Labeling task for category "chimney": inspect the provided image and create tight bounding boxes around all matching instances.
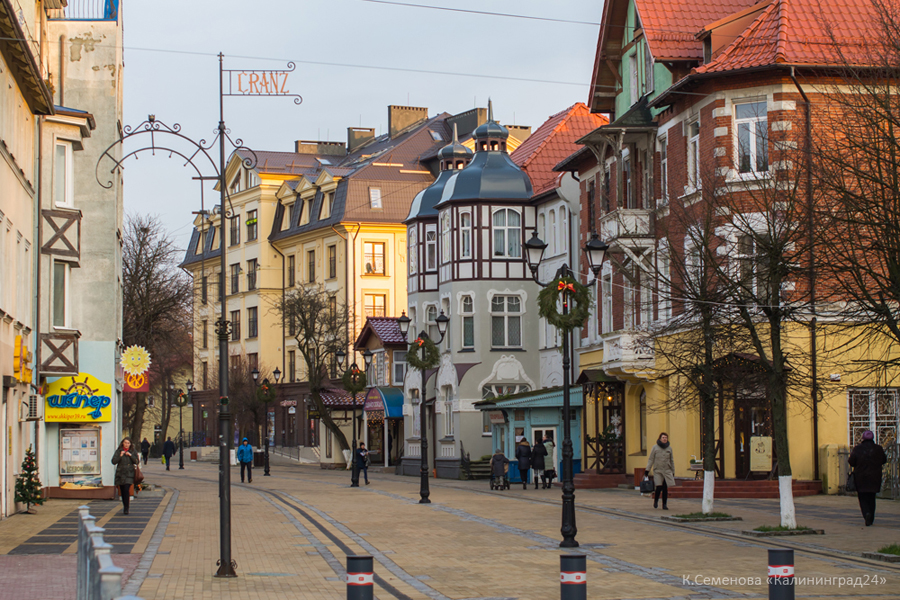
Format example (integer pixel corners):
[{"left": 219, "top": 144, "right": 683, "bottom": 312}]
[
  {"left": 294, "top": 140, "right": 346, "bottom": 156},
  {"left": 388, "top": 105, "right": 428, "bottom": 139},
  {"left": 506, "top": 125, "right": 532, "bottom": 143},
  {"left": 347, "top": 127, "right": 376, "bottom": 153}
]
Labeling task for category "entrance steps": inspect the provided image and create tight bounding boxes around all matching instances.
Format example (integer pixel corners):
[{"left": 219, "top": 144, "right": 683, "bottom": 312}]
[
  {"left": 666, "top": 479, "right": 822, "bottom": 499},
  {"left": 572, "top": 472, "right": 631, "bottom": 489}
]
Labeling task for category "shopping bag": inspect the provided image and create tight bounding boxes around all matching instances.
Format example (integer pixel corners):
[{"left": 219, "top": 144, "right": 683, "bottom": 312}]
[
  {"left": 134, "top": 464, "right": 145, "bottom": 485},
  {"left": 640, "top": 475, "right": 655, "bottom": 494},
  {"left": 161, "top": 456, "right": 167, "bottom": 465},
  {"left": 846, "top": 471, "right": 857, "bottom": 493}
]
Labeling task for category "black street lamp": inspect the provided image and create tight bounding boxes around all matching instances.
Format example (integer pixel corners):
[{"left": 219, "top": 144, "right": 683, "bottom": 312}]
[
  {"left": 267, "top": 367, "right": 281, "bottom": 476},
  {"left": 397, "top": 310, "right": 448, "bottom": 504},
  {"left": 175, "top": 382, "right": 191, "bottom": 470},
  {"left": 524, "top": 231, "right": 607, "bottom": 548}
]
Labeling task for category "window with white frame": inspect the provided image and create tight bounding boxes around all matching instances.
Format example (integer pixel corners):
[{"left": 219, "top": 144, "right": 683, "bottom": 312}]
[
  {"left": 392, "top": 350, "right": 407, "bottom": 385},
  {"left": 490, "top": 295, "right": 522, "bottom": 348},
  {"left": 443, "top": 387, "right": 454, "bottom": 437},
  {"left": 426, "top": 304, "right": 438, "bottom": 341},
  {"left": 492, "top": 209, "right": 521, "bottom": 258},
  {"left": 549, "top": 210, "right": 557, "bottom": 254},
  {"left": 623, "top": 156, "right": 634, "bottom": 208},
  {"left": 408, "top": 227, "right": 418, "bottom": 275},
  {"left": 735, "top": 101, "right": 768, "bottom": 174},
  {"left": 656, "top": 250, "right": 671, "bottom": 322},
  {"left": 425, "top": 225, "right": 437, "bottom": 271},
  {"left": 623, "top": 268, "right": 636, "bottom": 329},
  {"left": 735, "top": 232, "right": 773, "bottom": 303},
  {"left": 629, "top": 53, "right": 639, "bottom": 106},
  {"left": 440, "top": 211, "right": 451, "bottom": 263},
  {"left": 369, "top": 188, "right": 382, "bottom": 209},
  {"left": 461, "top": 295, "right": 475, "bottom": 349},
  {"left": 685, "top": 238, "right": 704, "bottom": 297},
  {"left": 601, "top": 274, "right": 613, "bottom": 333},
  {"left": 538, "top": 213, "right": 546, "bottom": 241},
  {"left": 54, "top": 141, "right": 74, "bottom": 207},
  {"left": 848, "top": 388, "right": 899, "bottom": 445},
  {"left": 644, "top": 42, "right": 654, "bottom": 95},
  {"left": 659, "top": 136, "right": 668, "bottom": 206},
  {"left": 460, "top": 211, "right": 472, "bottom": 258},
  {"left": 411, "top": 389, "right": 421, "bottom": 436},
  {"left": 687, "top": 120, "right": 701, "bottom": 189},
  {"left": 560, "top": 209, "right": 567, "bottom": 253},
  {"left": 364, "top": 242, "right": 385, "bottom": 275},
  {"left": 53, "top": 261, "right": 69, "bottom": 328}
]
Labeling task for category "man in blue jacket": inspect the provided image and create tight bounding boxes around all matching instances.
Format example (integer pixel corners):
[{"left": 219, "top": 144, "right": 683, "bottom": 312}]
[{"left": 237, "top": 437, "right": 254, "bottom": 483}]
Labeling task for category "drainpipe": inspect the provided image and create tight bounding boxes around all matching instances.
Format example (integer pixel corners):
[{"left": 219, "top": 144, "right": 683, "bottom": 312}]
[
  {"left": 33, "top": 114, "right": 43, "bottom": 473},
  {"left": 270, "top": 231, "right": 286, "bottom": 378},
  {"left": 790, "top": 67, "right": 819, "bottom": 481}
]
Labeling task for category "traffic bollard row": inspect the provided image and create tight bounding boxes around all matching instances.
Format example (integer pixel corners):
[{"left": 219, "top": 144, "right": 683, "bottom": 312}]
[
  {"left": 560, "top": 554, "right": 586, "bottom": 600},
  {"left": 346, "top": 555, "right": 374, "bottom": 600},
  {"left": 768, "top": 549, "right": 794, "bottom": 600}
]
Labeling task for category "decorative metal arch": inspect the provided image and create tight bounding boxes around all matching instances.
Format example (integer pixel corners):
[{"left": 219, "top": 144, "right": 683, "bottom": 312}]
[{"left": 95, "top": 115, "right": 258, "bottom": 217}]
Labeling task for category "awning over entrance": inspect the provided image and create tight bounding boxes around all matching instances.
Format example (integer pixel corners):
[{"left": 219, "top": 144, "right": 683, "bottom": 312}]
[
  {"left": 576, "top": 369, "right": 620, "bottom": 385},
  {"left": 481, "top": 385, "right": 583, "bottom": 409},
  {"left": 363, "top": 387, "right": 404, "bottom": 418}
]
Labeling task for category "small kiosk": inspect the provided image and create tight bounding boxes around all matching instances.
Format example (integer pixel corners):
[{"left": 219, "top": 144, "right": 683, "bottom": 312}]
[{"left": 363, "top": 387, "right": 404, "bottom": 467}]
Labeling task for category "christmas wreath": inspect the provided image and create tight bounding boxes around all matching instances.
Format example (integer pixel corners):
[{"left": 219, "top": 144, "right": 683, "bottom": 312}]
[
  {"left": 538, "top": 276, "right": 592, "bottom": 332},
  {"left": 406, "top": 335, "right": 440, "bottom": 371},
  {"left": 341, "top": 366, "right": 368, "bottom": 394}
]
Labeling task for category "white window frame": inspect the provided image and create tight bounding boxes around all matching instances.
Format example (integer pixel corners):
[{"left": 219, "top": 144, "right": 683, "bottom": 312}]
[
  {"left": 601, "top": 273, "right": 613, "bottom": 334},
  {"left": 560, "top": 209, "right": 567, "bottom": 253},
  {"left": 623, "top": 154, "right": 634, "bottom": 209},
  {"left": 363, "top": 241, "right": 385, "bottom": 275},
  {"left": 392, "top": 350, "right": 407, "bottom": 386},
  {"left": 460, "top": 294, "right": 475, "bottom": 349},
  {"left": 491, "top": 208, "right": 522, "bottom": 258},
  {"left": 629, "top": 53, "right": 639, "bottom": 106},
  {"left": 408, "top": 226, "right": 418, "bottom": 275},
  {"left": 411, "top": 390, "right": 421, "bottom": 437},
  {"left": 644, "top": 42, "right": 654, "bottom": 95},
  {"left": 848, "top": 388, "right": 899, "bottom": 445},
  {"left": 54, "top": 141, "right": 74, "bottom": 207},
  {"left": 656, "top": 244, "right": 672, "bottom": 323},
  {"left": 687, "top": 119, "right": 701, "bottom": 190},
  {"left": 440, "top": 211, "right": 451, "bottom": 264},
  {"left": 425, "top": 225, "right": 437, "bottom": 271},
  {"left": 52, "top": 260, "right": 70, "bottom": 329},
  {"left": 734, "top": 101, "right": 769, "bottom": 175},
  {"left": 443, "top": 387, "right": 454, "bottom": 437},
  {"left": 658, "top": 135, "right": 668, "bottom": 206},
  {"left": 459, "top": 211, "right": 472, "bottom": 258},
  {"left": 369, "top": 187, "right": 382, "bottom": 209},
  {"left": 490, "top": 295, "right": 523, "bottom": 349},
  {"left": 549, "top": 210, "right": 557, "bottom": 255}
]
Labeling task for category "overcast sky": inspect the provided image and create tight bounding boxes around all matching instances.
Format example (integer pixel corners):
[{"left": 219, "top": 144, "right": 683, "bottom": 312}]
[{"left": 122, "top": 0, "right": 600, "bottom": 250}]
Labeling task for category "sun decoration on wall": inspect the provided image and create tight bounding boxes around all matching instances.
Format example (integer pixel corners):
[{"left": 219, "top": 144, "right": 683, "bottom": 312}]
[
  {"left": 121, "top": 346, "right": 151, "bottom": 390},
  {"left": 64, "top": 376, "right": 100, "bottom": 397}
]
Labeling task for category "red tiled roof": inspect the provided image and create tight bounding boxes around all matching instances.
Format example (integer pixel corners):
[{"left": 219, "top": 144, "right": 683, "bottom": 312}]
[
  {"left": 318, "top": 388, "right": 364, "bottom": 407},
  {"left": 694, "top": 0, "right": 875, "bottom": 74},
  {"left": 509, "top": 103, "right": 607, "bottom": 197},
  {"left": 637, "top": 0, "right": 760, "bottom": 61},
  {"left": 365, "top": 317, "right": 407, "bottom": 345}
]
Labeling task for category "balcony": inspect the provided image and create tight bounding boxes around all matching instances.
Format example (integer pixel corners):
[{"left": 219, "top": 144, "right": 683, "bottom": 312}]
[
  {"left": 598, "top": 208, "right": 654, "bottom": 250},
  {"left": 601, "top": 330, "right": 654, "bottom": 379},
  {"left": 48, "top": 0, "right": 118, "bottom": 20}
]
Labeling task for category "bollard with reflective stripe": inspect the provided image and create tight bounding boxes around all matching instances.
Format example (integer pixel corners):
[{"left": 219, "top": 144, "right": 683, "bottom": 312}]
[
  {"left": 560, "top": 554, "right": 586, "bottom": 600},
  {"left": 346, "top": 555, "right": 374, "bottom": 600},
  {"left": 767, "top": 549, "right": 794, "bottom": 600}
]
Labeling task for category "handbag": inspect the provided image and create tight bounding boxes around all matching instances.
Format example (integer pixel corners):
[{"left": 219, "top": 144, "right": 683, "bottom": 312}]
[
  {"left": 134, "top": 464, "right": 144, "bottom": 485},
  {"left": 545, "top": 468, "right": 557, "bottom": 480},
  {"left": 640, "top": 475, "right": 655, "bottom": 494},
  {"left": 846, "top": 471, "right": 856, "bottom": 493}
]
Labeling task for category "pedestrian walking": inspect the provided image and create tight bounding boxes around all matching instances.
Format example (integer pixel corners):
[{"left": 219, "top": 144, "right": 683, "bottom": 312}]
[
  {"left": 111, "top": 437, "right": 139, "bottom": 515},
  {"left": 140, "top": 438, "right": 150, "bottom": 465},
  {"left": 515, "top": 438, "right": 532, "bottom": 490},
  {"left": 162, "top": 436, "right": 176, "bottom": 471},
  {"left": 356, "top": 442, "right": 370, "bottom": 485},
  {"left": 237, "top": 437, "right": 253, "bottom": 483},
  {"left": 543, "top": 435, "right": 556, "bottom": 487},
  {"left": 531, "top": 438, "right": 547, "bottom": 489},
  {"left": 646, "top": 432, "right": 675, "bottom": 510},
  {"left": 849, "top": 430, "right": 888, "bottom": 526},
  {"left": 490, "top": 448, "right": 509, "bottom": 489}
]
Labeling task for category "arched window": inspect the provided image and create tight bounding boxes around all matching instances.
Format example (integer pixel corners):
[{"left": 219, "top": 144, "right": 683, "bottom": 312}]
[
  {"left": 560, "top": 209, "right": 567, "bottom": 253},
  {"left": 549, "top": 210, "right": 557, "bottom": 255}
]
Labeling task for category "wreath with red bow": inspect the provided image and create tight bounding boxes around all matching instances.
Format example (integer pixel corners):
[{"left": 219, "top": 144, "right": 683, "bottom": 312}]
[
  {"left": 537, "top": 276, "right": 592, "bottom": 332},
  {"left": 406, "top": 335, "right": 441, "bottom": 371},
  {"left": 341, "top": 366, "right": 368, "bottom": 394}
]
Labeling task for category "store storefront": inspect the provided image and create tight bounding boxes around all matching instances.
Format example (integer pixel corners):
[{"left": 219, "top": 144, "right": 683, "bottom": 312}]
[
  {"left": 363, "top": 387, "right": 404, "bottom": 468},
  {"left": 43, "top": 370, "right": 119, "bottom": 499}
]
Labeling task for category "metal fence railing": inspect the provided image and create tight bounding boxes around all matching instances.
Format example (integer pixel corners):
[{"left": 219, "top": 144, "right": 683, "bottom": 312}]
[
  {"left": 77, "top": 506, "right": 143, "bottom": 600},
  {"left": 882, "top": 442, "right": 899, "bottom": 500},
  {"left": 48, "top": 0, "right": 118, "bottom": 21}
]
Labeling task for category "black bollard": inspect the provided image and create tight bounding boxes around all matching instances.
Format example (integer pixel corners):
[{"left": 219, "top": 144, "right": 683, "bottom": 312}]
[
  {"left": 346, "top": 555, "right": 374, "bottom": 600},
  {"left": 767, "top": 549, "right": 794, "bottom": 600},
  {"left": 560, "top": 554, "right": 586, "bottom": 600}
]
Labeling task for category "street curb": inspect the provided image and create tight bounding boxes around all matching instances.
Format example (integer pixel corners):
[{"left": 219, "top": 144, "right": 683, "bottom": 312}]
[
  {"left": 662, "top": 516, "right": 743, "bottom": 523},
  {"left": 741, "top": 529, "right": 824, "bottom": 537},
  {"left": 861, "top": 552, "right": 900, "bottom": 563}
]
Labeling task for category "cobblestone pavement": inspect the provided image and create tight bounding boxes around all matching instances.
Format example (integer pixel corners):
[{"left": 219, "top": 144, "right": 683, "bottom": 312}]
[{"left": 1, "top": 455, "right": 898, "bottom": 600}]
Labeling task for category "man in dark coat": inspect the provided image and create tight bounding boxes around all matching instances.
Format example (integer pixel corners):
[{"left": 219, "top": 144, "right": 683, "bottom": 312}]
[
  {"left": 515, "top": 439, "right": 532, "bottom": 490},
  {"left": 140, "top": 438, "right": 150, "bottom": 465},
  {"left": 162, "top": 437, "right": 176, "bottom": 471},
  {"left": 490, "top": 448, "right": 509, "bottom": 488},
  {"left": 849, "top": 430, "right": 887, "bottom": 526}
]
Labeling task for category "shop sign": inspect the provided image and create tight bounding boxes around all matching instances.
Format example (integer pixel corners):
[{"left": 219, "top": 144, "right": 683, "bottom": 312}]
[
  {"left": 750, "top": 436, "right": 773, "bottom": 472},
  {"left": 308, "top": 408, "right": 321, "bottom": 419},
  {"left": 280, "top": 400, "right": 297, "bottom": 407},
  {"left": 45, "top": 374, "right": 113, "bottom": 422},
  {"left": 121, "top": 345, "right": 151, "bottom": 392},
  {"left": 489, "top": 410, "right": 506, "bottom": 424},
  {"left": 288, "top": 406, "right": 296, "bottom": 415}
]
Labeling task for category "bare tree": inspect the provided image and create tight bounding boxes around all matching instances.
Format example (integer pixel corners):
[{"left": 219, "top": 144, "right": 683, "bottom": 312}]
[
  {"left": 122, "top": 214, "right": 192, "bottom": 442},
  {"left": 274, "top": 285, "right": 351, "bottom": 451}
]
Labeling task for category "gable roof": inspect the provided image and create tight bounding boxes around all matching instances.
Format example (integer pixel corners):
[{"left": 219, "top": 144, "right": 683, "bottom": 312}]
[
  {"left": 509, "top": 103, "right": 607, "bottom": 197},
  {"left": 355, "top": 317, "right": 407, "bottom": 348}
]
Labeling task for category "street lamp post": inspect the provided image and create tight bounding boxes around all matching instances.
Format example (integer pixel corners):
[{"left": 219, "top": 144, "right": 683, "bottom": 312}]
[
  {"left": 351, "top": 349, "right": 374, "bottom": 488},
  {"left": 397, "top": 310, "right": 448, "bottom": 504},
  {"left": 267, "top": 367, "right": 280, "bottom": 476},
  {"left": 524, "top": 231, "right": 607, "bottom": 548},
  {"left": 175, "top": 382, "right": 191, "bottom": 470}
]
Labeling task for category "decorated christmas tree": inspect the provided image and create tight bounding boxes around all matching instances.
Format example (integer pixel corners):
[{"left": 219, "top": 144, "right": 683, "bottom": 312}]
[{"left": 15, "top": 446, "right": 45, "bottom": 513}]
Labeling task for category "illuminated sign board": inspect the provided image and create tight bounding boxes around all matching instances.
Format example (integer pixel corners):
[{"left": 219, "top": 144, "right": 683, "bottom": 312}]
[{"left": 45, "top": 374, "right": 113, "bottom": 422}]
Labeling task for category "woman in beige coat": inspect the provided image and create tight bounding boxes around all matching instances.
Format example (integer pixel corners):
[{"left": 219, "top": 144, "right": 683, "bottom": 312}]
[{"left": 646, "top": 432, "right": 675, "bottom": 510}]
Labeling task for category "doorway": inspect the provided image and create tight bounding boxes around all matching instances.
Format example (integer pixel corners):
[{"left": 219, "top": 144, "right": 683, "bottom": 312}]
[
  {"left": 533, "top": 428, "right": 557, "bottom": 471},
  {"left": 734, "top": 397, "right": 772, "bottom": 479}
]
